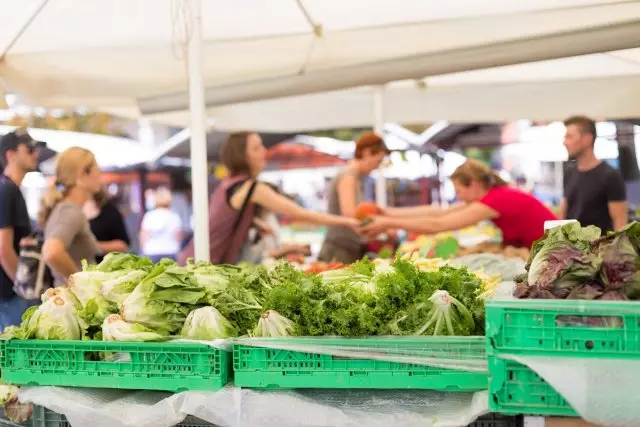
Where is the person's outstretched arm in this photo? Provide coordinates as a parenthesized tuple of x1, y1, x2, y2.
(383, 203, 466, 218)
(361, 203, 496, 236)
(250, 182, 358, 228)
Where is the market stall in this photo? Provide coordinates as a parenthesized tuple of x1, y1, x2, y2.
(0, 220, 638, 426)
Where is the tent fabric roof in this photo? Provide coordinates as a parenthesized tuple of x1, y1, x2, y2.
(157, 131, 293, 161)
(2, 1, 640, 131)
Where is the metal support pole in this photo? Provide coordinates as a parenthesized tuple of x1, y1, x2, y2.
(373, 86, 387, 207)
(187, 0, 210, 261)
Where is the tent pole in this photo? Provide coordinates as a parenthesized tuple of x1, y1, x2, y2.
(187, 0, 210, 261)
(373, 85, 387, 207)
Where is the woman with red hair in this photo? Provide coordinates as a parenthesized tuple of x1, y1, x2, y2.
(318, 131, 389, 263)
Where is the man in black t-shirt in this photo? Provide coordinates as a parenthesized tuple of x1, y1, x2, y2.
(561, 116, 628, 233)
(0, 129, 40, 330)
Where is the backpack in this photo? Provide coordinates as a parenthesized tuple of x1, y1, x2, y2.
(14, 232, 54, 300)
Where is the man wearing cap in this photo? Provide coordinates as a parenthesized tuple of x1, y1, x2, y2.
(0, 128, 40, 329)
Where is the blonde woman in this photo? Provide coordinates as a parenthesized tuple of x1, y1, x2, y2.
(140, 188, 183, 262)
(40, 147, 103, 286)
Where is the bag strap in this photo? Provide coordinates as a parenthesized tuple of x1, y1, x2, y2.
(221, 180, 257, 263)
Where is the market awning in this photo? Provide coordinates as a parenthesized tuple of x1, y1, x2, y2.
(2, 1, 640, 129)
(151, 130, 294, 162)
(265, 142, 346, 170)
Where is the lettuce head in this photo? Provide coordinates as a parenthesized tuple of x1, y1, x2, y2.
(527, 241, 602, 298)
(594, 222, 640, 299)
(120, 264, 207, 334)
(27, 297, 82, 340)
(102, 314, 166, 342)
(181, 306, 236, 340)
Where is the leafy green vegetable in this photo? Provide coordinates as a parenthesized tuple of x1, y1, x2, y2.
(186, 261, 240, 297)
(90, 253, 153, 273)
(252, 310, 295, 337)
(42, 286, 80, 309)
(526, 223, 601, 270)
(594, 222, 640, 299)
(527, 241, 602, 298)
(102, 314, 166, 341)
(67, 271, 119, 326)
(181, 306, 236, 340)
(24, 297, 82, 340)
(100, 270, 148, 304)
(120, 264, 207, 334)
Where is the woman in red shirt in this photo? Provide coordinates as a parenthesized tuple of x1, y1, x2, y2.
(361, 159, 557, 248)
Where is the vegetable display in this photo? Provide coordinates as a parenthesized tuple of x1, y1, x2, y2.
(514, 222, 640, 301)
(1, 251, 498, 342)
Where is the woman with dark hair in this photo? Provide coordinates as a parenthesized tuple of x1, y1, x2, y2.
(179, 132, 358, 265)
(84, 187, 130, 263)
(318, 131, 389, 263)
(361, 159, 557, 248)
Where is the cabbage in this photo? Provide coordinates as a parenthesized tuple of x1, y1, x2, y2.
(102, 314, 166, 342)
(120, 264, 207, 334)
(101, 269, 148, 304)
(26, 297, 82, 340)
(252, 310, 295, 337)
(181, 306, 236, 340)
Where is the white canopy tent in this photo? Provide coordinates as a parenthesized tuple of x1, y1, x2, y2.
(141, 54, 640, 132)
(1, 0, 639, 113)
(3, 0, 640, 260)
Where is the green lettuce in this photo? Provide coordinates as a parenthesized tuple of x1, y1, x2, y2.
(102, 314, 166, 341)
(91, 252, 153, 272)
(68, 271, 118, 327)
(101, 270, 149, 304)
(252, 310, 295, 337)
(186, 261, 240, 297)
(26, 297, 82, 340)
(120, 264, 207, 334)
(181, 306, 236, 340)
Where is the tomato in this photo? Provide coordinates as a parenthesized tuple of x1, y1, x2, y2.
(355, 202, 381, 221)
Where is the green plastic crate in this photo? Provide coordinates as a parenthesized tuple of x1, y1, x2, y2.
(486, 299, 640, 357)
(0, 340, 230, 392)
(488, 357, 577, 417)
(485, 299, 640, 417)
(233, 336, 488, 390)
